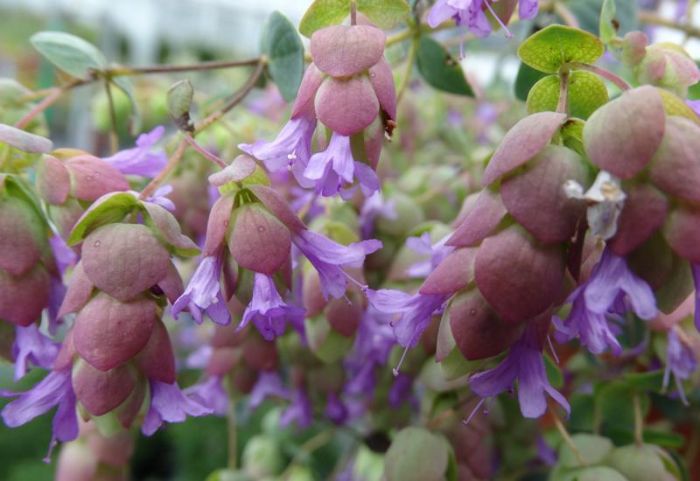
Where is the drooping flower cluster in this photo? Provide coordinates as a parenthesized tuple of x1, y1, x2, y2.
(173, 155, 381, 340)
(241, 21, 396, 197)
(1, 193, 209, 445)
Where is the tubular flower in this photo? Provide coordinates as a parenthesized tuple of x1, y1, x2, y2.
(427, 0, 539, 37)
(662, 329, 697, 405)
(102, 125, 168, 177)
(554, 248, 658, 355)
(175, 164, 381, 338)
(469, 320, 570, 419)
(242, 21, 396, 196)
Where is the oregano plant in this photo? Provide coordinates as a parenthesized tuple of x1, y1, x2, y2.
(0, 1, 699, 480)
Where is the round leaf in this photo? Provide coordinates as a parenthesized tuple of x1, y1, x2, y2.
(526, 71, 609, 119)
(518, 25, 604, 73)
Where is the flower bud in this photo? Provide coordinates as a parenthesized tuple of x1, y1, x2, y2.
(500, 145, 587, 244)
(228, 204, 291, 275)
(474, 226, 565, 323)
(443, 289, 524, 360)
(73, 293, 157, 371)
(583, 86, 665, 179)
(72, 360, 137, 416)
(637, 43, 700, 97)
(81, 223, 171, 302)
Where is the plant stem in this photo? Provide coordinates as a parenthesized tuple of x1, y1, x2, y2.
(139, 137, 187, 200)
(350, 0, 357, 25)
(104, 78, 119, 153)
(567, 62, 631, 91)
(107, 58, 261, 77)
(638, 9, 700, 38)
(194, 59, 265, 135)
(553, 1, 580, 28)
(227, 398, 237, 470)
(557, 69, 570, 114)
(14, 76, 90, 129)
(633, 394, 644, 446)
(281, 430, 335, 480)
(552, 411, 588, 466)
(183, 133, 228, 168)
(396, 37, 418, 104)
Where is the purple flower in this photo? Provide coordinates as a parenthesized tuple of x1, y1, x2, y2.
(186, 345, 213, 369)
(12, 324, 60, 381)
(239, 273, 306, 341)
(389, 373, 414, 408)
(365, 289, 446, 374)
(142, 380, 212, 436)
(554, 249, 657, 354)
(663, 329, 697, 405)
(145, 185, 176, 212)
(469, 324, 570, 419)
(344, 306, 396, 395)
(173, 255, 231, 325)
(185, 376, 229, 416)
(303, 132, 380, 198)
(1, 369, 78, 444)
(692, 264, 700, 331)
(103, 126, 168, 177)
(427, 0, 537, 37)
(325, 393, 348, 425)
(293, 229, 382, 299)
(239, 116, 316, 188)
(406, 233, 454, 278)
(280, 388, 313, 428)
(249, 372, 291, 409)
(366, 289, 446, 348)
(49, 233, 77, 276)
(688, 100, 700, 117)
(359, 192, 397, 239)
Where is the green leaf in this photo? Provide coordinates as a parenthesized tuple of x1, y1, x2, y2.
(526, 71, 608, 119)
(68, 192, 140, 245)
(643, 430, 685, 449)
(599, 0, 617, 44)
(416, 36, 474, 97)
(299, 0, 349, 37)
(566, 0, 638, 37)
(30, 31, 106, 78)
(357, 0, 410, 29)
(299, 0, 410, 36)
(110, 76, 142, 134)
(545, 353, 564, 389)
(262, 12, 305, 102)
(622, 370, 664, 391)
(518, 25, 604, 73)
(514, 62, 549, 101)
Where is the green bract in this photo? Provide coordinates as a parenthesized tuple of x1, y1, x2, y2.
(518, 25, 604, 73)
(526, 71, 609, 119)
(299, 0, 409, 37)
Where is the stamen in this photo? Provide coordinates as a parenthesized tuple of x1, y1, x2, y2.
(547, 335, 560, 365)
(392, 345, 410, 377)
(484, 0, 512, 38)
(463, 398, 486, 425)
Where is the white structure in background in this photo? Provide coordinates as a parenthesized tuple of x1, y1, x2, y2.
(0, 0, 311, 64)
